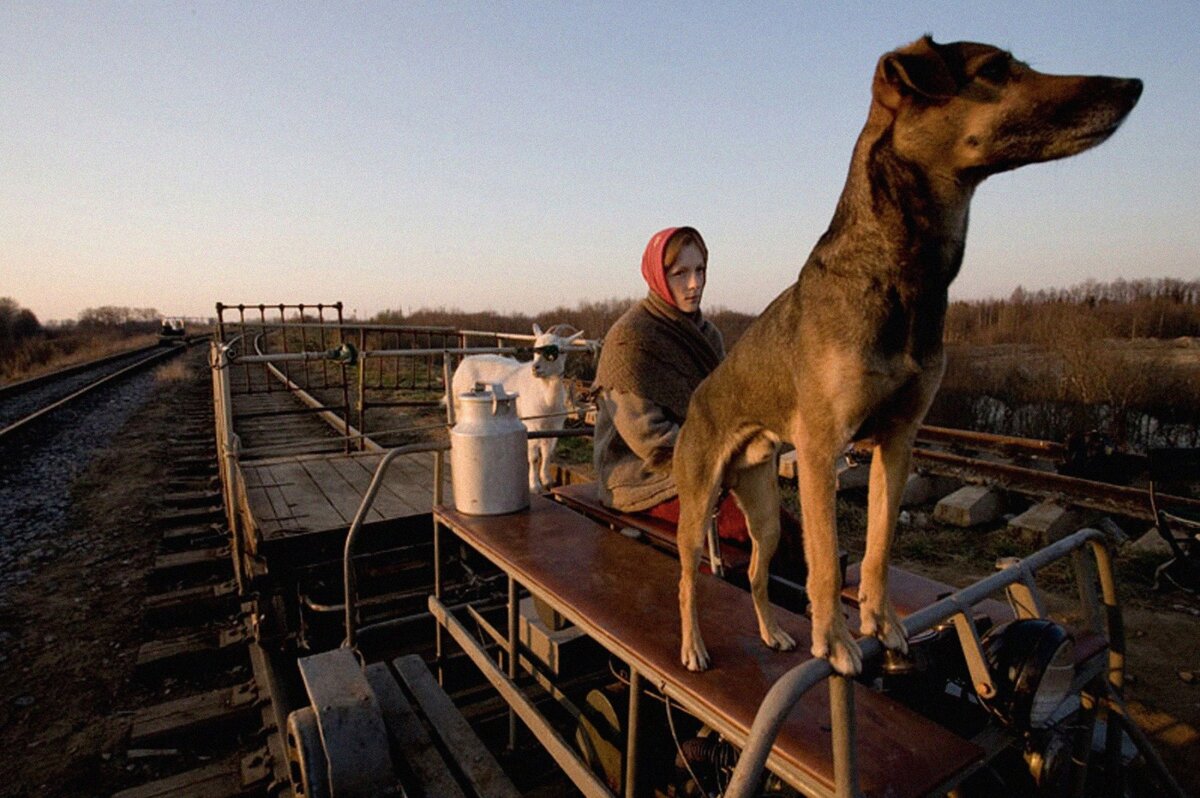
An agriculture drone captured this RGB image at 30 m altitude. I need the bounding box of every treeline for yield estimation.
[0,299,162,383]
[377,278,1199,444]
[374,299,759,347]
[946,278,1200,345]
[378,276,1200,352]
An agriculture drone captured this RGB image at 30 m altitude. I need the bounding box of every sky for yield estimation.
[2,2,1197,323]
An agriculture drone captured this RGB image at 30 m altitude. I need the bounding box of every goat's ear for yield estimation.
[874,36,955,111]
[566,330,584,343]
[532,323,543,336]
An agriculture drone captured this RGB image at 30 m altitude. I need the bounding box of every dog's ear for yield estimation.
[532,323,543,337]
[874,37,956,111]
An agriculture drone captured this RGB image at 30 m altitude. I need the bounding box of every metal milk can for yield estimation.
[450,383,530,515]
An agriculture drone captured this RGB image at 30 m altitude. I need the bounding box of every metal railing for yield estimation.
[212,304,594,456]
[722,527,1121,797]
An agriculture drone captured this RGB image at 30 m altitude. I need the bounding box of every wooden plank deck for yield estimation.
[239,451,452,543]
[230,389,347,456]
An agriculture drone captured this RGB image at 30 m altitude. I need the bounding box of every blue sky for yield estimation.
[2,2,1196,322]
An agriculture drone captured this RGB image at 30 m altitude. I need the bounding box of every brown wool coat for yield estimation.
[591,294,724,511]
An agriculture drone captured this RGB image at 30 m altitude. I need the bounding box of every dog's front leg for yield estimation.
[731,461,796,653]
[859,425,918,653]
[796,442,861,675]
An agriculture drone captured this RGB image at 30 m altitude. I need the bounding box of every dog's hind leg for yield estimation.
[674,426,722,672]
[730,460,796,653]
[795,438,862,675]
[859,421,919,654]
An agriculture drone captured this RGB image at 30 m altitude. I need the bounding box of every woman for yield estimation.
[592,226,752,540]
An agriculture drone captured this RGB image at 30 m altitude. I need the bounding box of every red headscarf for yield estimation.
[640,226,707,309]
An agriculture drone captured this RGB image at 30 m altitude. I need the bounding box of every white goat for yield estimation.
[451,324,584,493]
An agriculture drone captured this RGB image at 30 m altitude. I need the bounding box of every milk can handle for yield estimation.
[490,382,508,415]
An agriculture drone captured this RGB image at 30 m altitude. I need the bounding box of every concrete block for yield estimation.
[836,462,872,491]
[781,452,872,491]
[1130,527,1172,555]
[778,450,798,479]
[900,474,960,507]
[1007,502,1084,546]
[933,485,1005,527]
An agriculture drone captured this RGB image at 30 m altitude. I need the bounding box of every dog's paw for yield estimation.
[681,639,711,672]
[811,622,863,676]
[761,625,797,652]
[860,601,908,655]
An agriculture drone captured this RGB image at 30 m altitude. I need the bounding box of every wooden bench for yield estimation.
[435,495,984,798]
[556,483,1106,663]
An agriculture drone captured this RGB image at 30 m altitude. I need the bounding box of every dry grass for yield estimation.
[0,332,159,385]
[154,359,193,383]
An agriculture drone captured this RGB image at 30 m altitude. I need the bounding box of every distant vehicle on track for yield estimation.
[158,317,186,340]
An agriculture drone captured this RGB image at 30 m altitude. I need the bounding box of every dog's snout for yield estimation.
[1123,77,1144,104]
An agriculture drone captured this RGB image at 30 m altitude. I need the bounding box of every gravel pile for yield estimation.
[0,371,158,600]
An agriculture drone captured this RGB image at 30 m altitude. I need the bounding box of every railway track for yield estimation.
[0,340,198,445]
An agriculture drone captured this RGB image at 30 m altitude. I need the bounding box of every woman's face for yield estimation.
[666,243,706,313]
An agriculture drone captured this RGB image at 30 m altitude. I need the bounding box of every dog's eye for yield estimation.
[975,56,1010,84]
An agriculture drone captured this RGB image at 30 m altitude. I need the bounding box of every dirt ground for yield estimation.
[0,360,198,796]
[1,356,1198,795]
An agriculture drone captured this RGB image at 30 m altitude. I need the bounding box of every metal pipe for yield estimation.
[341,441,450,648]
[508,575,519,752]
[724,528,1112,798]
[429,595,614,798]
[624,668,641,798]
[433,449,446,683]
[829,675,861,798]
[230,343,593,363]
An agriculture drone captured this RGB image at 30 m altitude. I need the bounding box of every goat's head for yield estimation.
[530,323,584,379]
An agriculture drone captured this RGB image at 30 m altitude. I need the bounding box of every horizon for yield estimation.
[4,3,1198,323]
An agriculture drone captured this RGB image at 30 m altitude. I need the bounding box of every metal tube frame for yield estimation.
[723,528,1120,798]
[341,441,450,648]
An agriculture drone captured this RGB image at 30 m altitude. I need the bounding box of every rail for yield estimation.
[0,342,164,399]
[0,344,185,443]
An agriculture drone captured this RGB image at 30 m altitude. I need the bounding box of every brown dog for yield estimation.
[674,36,1141,674]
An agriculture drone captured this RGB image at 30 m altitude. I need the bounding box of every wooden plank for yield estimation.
[239,463,294,535]
[327,455,417,519]
[130,682,259,745]
[153,546,229,572]
[136,625,247,675]
[361,452,440,515]
[261,460,335,533]
[160,523,225,549]
[112,759,240,798]
[435,497,982,798]
[143,580,238,625]
[394,654,522,798]
[113,750,271,798]
[364,661,468,798]
[300,457,385,524]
